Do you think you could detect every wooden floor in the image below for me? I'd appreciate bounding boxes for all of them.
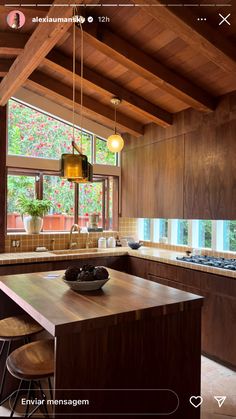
[0,357,235,417]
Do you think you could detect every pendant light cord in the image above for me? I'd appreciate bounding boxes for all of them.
[79,20,84,152]
[72,8,84,154]
[72,9,76,153]
[114,106,117,135]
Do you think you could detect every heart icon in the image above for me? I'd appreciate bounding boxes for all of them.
[189,396,203,408]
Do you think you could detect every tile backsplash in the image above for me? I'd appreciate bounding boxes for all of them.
[5,231,118,253]
[118,217,138,239]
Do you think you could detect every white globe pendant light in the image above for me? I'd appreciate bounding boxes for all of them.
[107,98,124,152]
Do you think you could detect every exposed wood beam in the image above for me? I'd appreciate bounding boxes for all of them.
[81,24,216,112]
[0,33,173,126]
[26,71,144,137]
[45,51,173,127]
[135,0,236,74]
[0,0,74,106]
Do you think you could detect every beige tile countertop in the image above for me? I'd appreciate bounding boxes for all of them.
[0,246,235,278]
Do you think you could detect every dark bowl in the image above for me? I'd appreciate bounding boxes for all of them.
[128,241,142,250]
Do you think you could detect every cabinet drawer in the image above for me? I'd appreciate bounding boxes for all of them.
[148,274,202,296]
[147,261,178,280]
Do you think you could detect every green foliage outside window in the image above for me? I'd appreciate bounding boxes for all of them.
[177,220,188,245]
[96,137,117,165]
[223,221,236,251]
[8,175,35,213]
[199,220,212,248]
[43,176,75,215]
[79,183,103,217]
[8,100,92,161]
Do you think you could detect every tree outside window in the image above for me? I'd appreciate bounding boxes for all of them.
[8,99,92,161]
[223,221,236,251]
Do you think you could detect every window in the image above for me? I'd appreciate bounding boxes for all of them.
[223,221,236,252]
[7,99,120,232]
[95,137,117,166]
[8,99,118,166]
[177,220,188,245]
[79,182,104,228]
[43,175,75,231]
[199,220,212,248]
[7,172,116,232]
[138,218,236,253]
[7,174,36,230]
[159,219,168,240]
[8,99,92,161]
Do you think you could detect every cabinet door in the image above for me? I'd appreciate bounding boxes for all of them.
[184,120,236,219]
[128,257,147,278]
[121,136,184,218]
[152,136,184,218]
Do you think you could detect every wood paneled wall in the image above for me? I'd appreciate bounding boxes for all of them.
[0,106,7,252]
[121,92,236,220]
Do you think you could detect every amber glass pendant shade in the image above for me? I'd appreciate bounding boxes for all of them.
[73,162,93,183]
[61,153,88,181]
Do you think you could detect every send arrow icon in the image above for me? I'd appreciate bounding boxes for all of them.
[214,396,227,407]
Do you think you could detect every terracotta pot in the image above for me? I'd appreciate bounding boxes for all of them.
[23,216,43,234]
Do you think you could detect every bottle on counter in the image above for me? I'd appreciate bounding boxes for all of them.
[107,236,116,248]
[98,237,107,249]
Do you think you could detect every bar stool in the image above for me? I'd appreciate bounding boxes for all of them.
[0,314,43,404]
[6,339,54,418]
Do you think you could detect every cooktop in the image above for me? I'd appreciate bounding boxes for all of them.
[176,255,236,271]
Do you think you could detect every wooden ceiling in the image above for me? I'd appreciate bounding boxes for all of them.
[0,0,235,136]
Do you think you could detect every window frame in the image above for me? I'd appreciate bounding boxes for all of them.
[8,98,119,167]
[7,99,120,233]
[7,169,117,232]
[138,219,236,253]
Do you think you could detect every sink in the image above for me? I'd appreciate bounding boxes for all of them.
[51,248,102,255]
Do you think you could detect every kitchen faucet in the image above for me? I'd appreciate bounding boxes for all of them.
[85,231,92,249]
[69,224,81,249]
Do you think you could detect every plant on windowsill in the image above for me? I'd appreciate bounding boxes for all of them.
[17,196,51,234]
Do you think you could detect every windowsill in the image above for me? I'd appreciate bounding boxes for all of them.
[141,240,236,256]
[7,230,117,236]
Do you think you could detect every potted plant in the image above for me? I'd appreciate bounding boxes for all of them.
[17,196,51,234]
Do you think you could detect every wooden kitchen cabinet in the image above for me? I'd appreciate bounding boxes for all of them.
[184,120,236,219]
[121,136,184,218]
[0,256,127,276]
[126,256,148,278]
[146,259,236,370]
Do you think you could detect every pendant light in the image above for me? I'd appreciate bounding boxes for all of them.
[107,98,124,153]
[61,12,91,182]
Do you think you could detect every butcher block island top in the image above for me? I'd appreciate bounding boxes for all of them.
[0,268,203,418]
[0,268,203,337]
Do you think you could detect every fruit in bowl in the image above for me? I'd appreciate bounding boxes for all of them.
[63,264,110,292]
[64,266,81,281]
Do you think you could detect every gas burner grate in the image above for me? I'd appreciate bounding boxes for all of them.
[176,255,236,271]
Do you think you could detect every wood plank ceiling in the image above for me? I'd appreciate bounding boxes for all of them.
[0,0,235,136]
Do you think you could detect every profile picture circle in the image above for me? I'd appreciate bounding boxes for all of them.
[7,10,25,29]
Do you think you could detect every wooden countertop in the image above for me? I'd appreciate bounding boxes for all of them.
[0,268,203,336]
[1,246,236,278]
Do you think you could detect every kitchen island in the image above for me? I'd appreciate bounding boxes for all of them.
[0,268,203,418]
